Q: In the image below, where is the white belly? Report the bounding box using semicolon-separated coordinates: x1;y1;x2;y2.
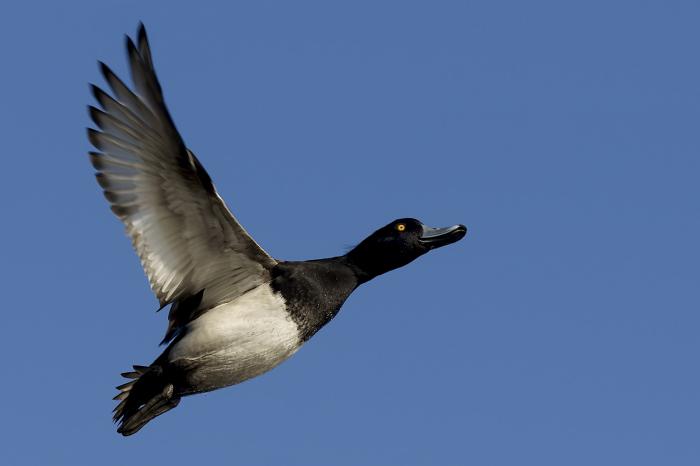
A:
167;284;301;394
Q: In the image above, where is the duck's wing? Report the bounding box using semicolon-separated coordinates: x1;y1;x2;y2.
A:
88;24;276;337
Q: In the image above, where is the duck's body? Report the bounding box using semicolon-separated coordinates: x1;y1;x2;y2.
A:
164;283;301;396
89;24;466;436
157;259;357;398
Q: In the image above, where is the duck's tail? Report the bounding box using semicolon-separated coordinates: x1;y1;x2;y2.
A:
113;364;180;436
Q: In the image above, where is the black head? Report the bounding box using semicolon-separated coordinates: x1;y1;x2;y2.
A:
345;218;467;283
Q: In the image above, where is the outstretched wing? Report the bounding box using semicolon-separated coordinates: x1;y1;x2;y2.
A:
88;24;276;336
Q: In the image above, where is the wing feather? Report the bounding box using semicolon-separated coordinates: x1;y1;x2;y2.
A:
88;24;276;339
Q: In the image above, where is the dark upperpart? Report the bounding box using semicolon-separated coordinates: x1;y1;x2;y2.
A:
271;218;467;340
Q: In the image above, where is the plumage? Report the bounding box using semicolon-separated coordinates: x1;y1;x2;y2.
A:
88;23;467;436
89;24;275;327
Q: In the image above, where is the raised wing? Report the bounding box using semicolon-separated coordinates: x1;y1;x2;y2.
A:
88;24;276;340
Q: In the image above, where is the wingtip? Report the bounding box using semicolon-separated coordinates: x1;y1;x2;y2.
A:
137;22;147;40
86;127;101;147
89;83;102;99
125;34;137;54
98;61;115;81
87;105;100;124
125;35;142;69
136;22;154;68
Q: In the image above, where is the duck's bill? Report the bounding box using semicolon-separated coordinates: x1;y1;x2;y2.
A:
419;224;467;248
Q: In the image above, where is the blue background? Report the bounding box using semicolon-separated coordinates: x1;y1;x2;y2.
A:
1;1;698;464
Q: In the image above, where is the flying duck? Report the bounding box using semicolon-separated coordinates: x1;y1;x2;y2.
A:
88;24;467;436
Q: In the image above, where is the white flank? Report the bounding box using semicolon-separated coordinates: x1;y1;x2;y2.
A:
167;284;301;393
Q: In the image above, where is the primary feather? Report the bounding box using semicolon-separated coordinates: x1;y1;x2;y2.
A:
88;24;276;342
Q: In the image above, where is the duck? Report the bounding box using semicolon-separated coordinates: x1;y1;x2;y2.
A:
88;24;467;436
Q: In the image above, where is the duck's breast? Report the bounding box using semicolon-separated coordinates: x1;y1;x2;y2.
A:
167;284;302;394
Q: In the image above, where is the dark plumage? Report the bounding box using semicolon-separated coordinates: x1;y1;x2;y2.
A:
89;24;467;436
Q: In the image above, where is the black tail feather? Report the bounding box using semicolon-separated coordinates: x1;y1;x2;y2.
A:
112;364;180;436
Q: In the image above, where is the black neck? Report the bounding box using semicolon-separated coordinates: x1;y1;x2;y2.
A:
270;257;361;341
344;246;416;284
341;254;377;285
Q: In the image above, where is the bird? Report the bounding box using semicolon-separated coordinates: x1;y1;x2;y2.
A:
87;23;467;436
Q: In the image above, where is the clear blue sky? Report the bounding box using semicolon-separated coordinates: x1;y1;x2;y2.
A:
1;1;698;464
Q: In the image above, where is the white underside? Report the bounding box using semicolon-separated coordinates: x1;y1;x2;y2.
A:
167;284;301;394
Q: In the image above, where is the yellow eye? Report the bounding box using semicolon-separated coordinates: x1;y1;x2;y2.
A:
396;223;406;232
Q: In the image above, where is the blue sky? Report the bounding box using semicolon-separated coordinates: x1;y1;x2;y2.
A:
1;1;698;464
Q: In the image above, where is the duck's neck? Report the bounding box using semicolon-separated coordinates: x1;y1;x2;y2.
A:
344;246;413;285
270;258;361;341
339;254;376;285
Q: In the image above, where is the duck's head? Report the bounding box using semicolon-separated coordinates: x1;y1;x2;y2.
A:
346;218;467;283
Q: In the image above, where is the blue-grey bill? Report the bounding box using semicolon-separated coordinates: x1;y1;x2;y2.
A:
419;224;467;247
